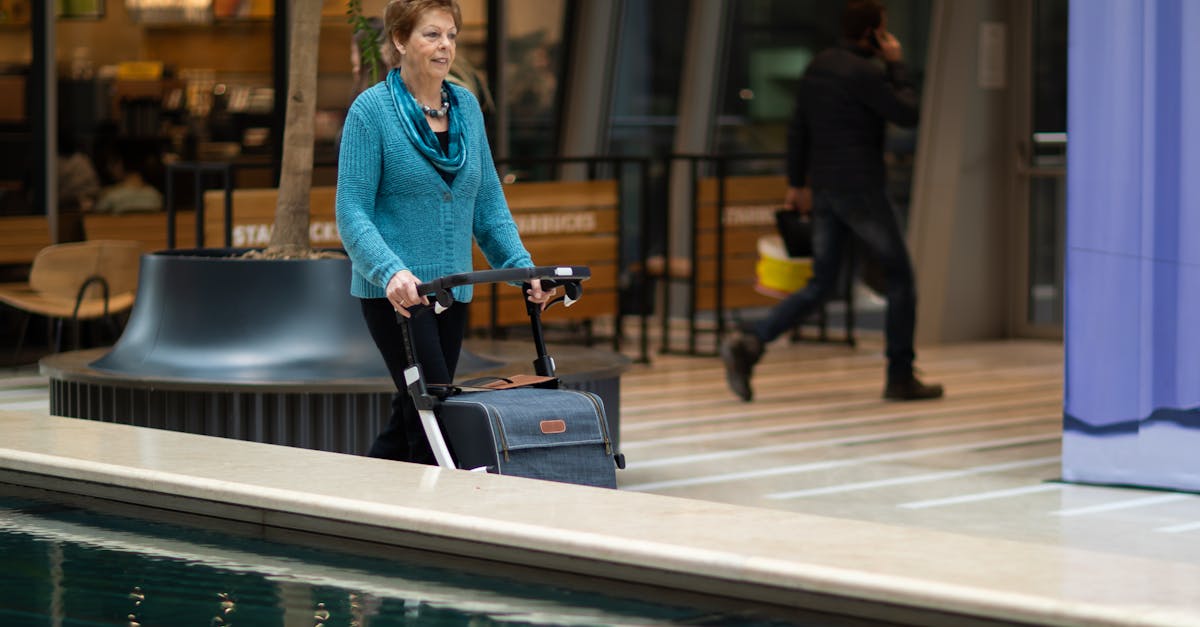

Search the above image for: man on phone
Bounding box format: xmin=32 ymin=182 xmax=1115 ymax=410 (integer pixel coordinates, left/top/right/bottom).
xmin=720 ymin=0 xmax=943 ymax=402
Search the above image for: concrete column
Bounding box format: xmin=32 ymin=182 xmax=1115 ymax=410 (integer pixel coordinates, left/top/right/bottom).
xmin=908 ymin=0 xmax=1014 ymax=343
xmin=667 ymin=0 xmax=728 ymax=258
xmin=558 ymin=0 xmax=621 ymax=166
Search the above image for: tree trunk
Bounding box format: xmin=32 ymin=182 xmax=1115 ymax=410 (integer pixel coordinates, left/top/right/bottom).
xmin=267 ymin=0 xmax=322 ymax=257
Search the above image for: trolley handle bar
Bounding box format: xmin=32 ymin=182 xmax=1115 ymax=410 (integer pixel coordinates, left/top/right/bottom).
xmin=415 ymin=266 xmax=589 ymax=299
xmin=398 ymin=265 xmax=590 ymax=383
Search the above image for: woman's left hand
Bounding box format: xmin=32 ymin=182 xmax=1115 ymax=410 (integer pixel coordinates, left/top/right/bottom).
xmin=526 ymin=279 xmax=557 ymax=309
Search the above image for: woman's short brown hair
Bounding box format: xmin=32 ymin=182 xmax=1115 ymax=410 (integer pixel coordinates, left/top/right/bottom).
xmin=382 ymin=0 xmax=463 ymax=67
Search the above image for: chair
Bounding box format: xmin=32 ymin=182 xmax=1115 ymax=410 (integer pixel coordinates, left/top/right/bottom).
xmin=0 ymin=240 xmax=142 ymax=356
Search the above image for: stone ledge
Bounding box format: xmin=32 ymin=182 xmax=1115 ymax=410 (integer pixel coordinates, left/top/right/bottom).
xmin=3 ymin=409 xmax=1198 ymax=627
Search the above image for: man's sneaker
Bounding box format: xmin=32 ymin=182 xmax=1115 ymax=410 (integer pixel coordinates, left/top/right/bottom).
xmin=720 ymin=332 xmax=763 ymax=402
xmin=883 ymin=376 xmax=944 ymax=401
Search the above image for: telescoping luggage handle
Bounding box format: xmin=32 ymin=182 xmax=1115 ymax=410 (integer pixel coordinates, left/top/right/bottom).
xmin=395 ymin=265 xmax=589 ymax=398
xmin=395 ymin=266 xmax=590 ymax=470
xmin=400 ymin=265 xmax=589 ymax=372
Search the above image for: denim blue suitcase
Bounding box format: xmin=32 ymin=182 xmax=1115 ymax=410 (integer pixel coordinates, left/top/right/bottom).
xmin=436 ymin=387 xmax=617 ymax=488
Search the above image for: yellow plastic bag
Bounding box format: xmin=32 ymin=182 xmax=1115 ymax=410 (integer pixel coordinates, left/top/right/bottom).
xmin=755 ymin=235 xmax=812 ymax=298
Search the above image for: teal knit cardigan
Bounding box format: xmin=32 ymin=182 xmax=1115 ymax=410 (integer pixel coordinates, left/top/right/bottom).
xmin=335 ymin=81 xmax=532 ymax=303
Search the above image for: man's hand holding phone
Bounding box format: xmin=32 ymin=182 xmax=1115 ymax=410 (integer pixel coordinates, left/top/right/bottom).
xmin=873 ymin=27 xmax=903 ymax=63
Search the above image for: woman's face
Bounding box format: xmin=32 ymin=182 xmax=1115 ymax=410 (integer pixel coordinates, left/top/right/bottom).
xmin=395 ymin=9 xmax=457 ymax=83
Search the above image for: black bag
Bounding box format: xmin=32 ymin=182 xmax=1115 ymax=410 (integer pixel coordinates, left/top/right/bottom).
xmin=774 ymin=209 xmax=812 ymax=258
xmin=775 ymin=208 xmax=888 ymax=296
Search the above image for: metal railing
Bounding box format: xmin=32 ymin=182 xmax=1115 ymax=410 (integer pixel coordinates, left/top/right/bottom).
xmin=493 ymin=155 xmax=652 ymax=364
xmin=162 ymin=153 xmax=863 ymax=362
xmin=658 ymin=152 xmax=856 ymax=357
xmin=165 ymin=156 xmax=653 ymax=364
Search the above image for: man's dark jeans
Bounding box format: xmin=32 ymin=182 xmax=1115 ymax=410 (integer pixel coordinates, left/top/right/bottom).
xmin=751 ymin=187 xmax=917 ymax=382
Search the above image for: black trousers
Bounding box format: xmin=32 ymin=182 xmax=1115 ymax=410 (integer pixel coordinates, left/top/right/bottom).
xmin=359 ymin=297 xmax=468 ymax=464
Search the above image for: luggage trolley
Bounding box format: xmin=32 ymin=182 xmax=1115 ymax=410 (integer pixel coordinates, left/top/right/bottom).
xmin=397 ymin=266 xmax=625 ymax=488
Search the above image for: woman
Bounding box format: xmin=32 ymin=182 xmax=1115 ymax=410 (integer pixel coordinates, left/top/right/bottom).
xmin=336 ymin=0 xmax=553 ymax=464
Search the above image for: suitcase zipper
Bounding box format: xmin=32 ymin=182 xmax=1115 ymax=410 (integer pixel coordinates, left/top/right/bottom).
xmin=485 ymin=405 xmax=512 ymax=461
xmin=574 ymin=391 xmax=613 ymax=456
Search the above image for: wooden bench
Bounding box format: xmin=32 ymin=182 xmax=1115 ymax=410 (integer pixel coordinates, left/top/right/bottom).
xmin=660 ymin=174 xmax=854 ymax=356
xmin=83 ymin=212 xmax=198 ymax=251
xmin=201 ymin=183 xmax=622 ymax=342
xmin=693 ymin=175 xmax=790 ymax=312
xmin=0 ymin=215 xmax=52 ymax=266
xmin=470 ymin=179 xmax=620 ymax=337
xmin=3 ymin=213 xmax=198 ymax=266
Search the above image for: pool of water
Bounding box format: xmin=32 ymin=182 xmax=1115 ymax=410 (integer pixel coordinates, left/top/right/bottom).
xmin=0 ymin=489 xmax=816 ymax=626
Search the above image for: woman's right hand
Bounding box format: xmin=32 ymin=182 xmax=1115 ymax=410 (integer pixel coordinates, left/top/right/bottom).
xmin=386 ymin=270 xmax=428 ymax=318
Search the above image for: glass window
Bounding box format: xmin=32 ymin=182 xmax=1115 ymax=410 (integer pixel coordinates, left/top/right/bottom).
xmin=1027 ymin=0 xmax=1067 ymax=326
xmin=607 ymin=0 xmax=689 ymax=159
xmin=605 ymin=0 xmax=690 ymax=285
xmin=1032 ymin=0 xmax=1066 ymax=134
xmin=504 ymin=0 xmax=566 ymax=162
xmin=716 ymin=0 xmax=931 ymax=193
xmin=717 ymin=0 xmax=842 ymax=160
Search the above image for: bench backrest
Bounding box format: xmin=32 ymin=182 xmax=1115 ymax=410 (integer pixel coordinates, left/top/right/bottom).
xmin=470 ymin=179 xmax=620 ymax=330
xmin=201 ymin=182 xmax=621 ymax=330
xmin=0 ymin=216 xmax=52 ymax=266
xmin=29 ymin=239 xmax=143 ymax=300
xmin=693 ymin=174 xmax=790 ymax=310
xmin=83 ymin=212 xmax=197 ymax=252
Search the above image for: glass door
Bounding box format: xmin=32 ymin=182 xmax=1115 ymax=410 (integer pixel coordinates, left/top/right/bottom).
xmin=1012 ymin=0 xmax=1067 ymax=338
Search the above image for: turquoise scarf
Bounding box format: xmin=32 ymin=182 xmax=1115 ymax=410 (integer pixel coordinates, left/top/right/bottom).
xmin=386 ymin=68 xmax=466 ymax=174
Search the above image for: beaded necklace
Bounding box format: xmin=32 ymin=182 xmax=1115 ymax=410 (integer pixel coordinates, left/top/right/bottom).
xmin=416 ymin=86 xmax=450 ymax=118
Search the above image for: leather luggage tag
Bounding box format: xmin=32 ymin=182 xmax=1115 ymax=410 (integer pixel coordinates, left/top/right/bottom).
xmin=539 ymin=419 xmax=567 ymax=434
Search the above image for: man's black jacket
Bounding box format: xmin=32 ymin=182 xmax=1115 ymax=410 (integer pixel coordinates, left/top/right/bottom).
xmin=786 ymin=43 xmax=919 ymax=192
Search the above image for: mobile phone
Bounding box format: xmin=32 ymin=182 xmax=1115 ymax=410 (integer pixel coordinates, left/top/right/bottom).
xmin=868 ymin=31 xmax=881 ymax=49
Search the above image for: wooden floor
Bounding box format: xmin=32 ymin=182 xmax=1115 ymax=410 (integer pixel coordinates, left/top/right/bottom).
xmin=5 ymin=329 xmax=1200 ymax=569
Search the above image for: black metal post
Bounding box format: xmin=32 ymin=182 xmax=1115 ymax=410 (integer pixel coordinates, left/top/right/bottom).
xmin=31 ymin=4 xmax=49 ymax=223
xmin=715 ymin=156 xmax=727 ymax=345
xmin=272 ymin=0 xmax=289 ymax=185
xmin=659 ymin=157 xmax=674 ymax=355
xmin=637 ymin=157 xmax=651 ymax=364
xmin=687 ymin=156 xmax=699 ymax=355
xmin=192 ymin=167 xmax=205 ymax=247
xmin=612 ymin=156 xmax=624 ymax=354
xmin=222 ymin=163 xmax=234 ymax=247
xmin=165 ymin=165 xmax=177 ymax=249
xmin=484 ymin=0 xmax=503 ymax=149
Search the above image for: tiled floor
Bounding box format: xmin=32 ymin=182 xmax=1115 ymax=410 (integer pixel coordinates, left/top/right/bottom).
xmin=616 ymin=334 xmax=1200 ymax=565
xmin=4 ymin=333 xmax=1200 ymax=625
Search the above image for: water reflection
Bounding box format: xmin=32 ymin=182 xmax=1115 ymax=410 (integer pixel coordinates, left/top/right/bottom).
xmin=0 ymin=496 xmax=800 ymax=626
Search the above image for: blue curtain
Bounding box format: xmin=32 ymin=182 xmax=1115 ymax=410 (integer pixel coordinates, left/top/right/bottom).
xmin=1063 ymin=0 xmax=1200 ymax=491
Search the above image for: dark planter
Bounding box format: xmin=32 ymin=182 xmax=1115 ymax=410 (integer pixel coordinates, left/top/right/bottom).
xmin=44 ymin=249 xmax=626 ymax=455
xmin=92 ymin=248 xmax=393 ymax=382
